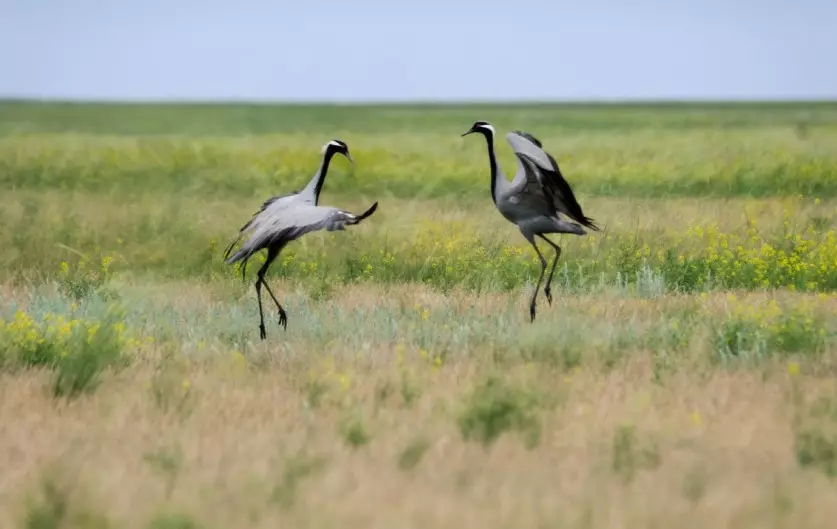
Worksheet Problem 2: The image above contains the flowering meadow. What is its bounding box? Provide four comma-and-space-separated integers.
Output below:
2, 101, 837, 529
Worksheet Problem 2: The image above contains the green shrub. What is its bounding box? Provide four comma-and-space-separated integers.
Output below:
458, 374, 542, 449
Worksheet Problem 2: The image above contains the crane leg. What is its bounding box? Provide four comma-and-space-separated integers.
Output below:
537, 234, 562, 306
260, 280, 287, 331
254, 276, 267, 340
526, 238, 549, 323
256, 246, 288, 334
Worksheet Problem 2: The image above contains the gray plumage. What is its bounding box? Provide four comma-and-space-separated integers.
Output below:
224, 202, 378, 268
223, 140, 376, 340
462, 120, 600, 322
222, 139, 353, 261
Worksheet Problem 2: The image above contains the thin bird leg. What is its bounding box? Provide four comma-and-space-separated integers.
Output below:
527, 239, 549, 323
254, 275, 267, 340
537, 234, 562, 306
257, 246, 287, 331
259, 280, 287, 331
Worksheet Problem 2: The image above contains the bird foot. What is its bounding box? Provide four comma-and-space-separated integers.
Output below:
544, 287, 553, 306
529, 302, 537, 323
259, 323, 267, 340
278, 309, 288, 330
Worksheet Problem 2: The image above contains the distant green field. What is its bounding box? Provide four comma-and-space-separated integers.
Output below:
3, 100, 837, 135
1, 100, 836, 200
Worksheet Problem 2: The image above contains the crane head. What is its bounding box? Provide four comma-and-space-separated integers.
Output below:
322, 139, 354, 165
461, 121, 495, 137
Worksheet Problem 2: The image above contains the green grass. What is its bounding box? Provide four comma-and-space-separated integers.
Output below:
3, 100, 837, 135
2, 192, 836, 295
1, 101, 836, 200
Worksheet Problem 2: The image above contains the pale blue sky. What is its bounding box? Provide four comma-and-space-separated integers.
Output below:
2, 0, 835, 101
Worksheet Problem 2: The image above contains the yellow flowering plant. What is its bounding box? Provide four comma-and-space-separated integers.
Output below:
0, 306, 144, 398
56, 251, 117, 301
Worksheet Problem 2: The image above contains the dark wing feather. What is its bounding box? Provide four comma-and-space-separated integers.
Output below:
544, 154, 598, 228
351, 201, 378, 223
508, 130, 599, 232
318, 202, 379, 232
516, 151, 600, 232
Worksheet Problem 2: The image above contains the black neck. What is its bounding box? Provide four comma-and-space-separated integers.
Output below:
314, 149, 337, 204
482, 132, 498, 203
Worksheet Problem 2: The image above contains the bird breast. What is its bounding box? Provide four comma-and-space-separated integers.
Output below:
497, 192, 549, 223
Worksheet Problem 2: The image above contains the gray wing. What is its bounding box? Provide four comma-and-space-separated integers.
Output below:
225, 202, 378, 266
222, 191, 300, 261
507, 130, 555, 187
506, 131, 599, 231
244, 191, 298, 230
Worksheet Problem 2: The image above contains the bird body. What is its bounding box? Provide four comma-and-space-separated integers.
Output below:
494, 162, 588, 237
223, 140, 377, 340
462, 121, 599, 321
222, 139, 353, 260
224, 201, 378, 268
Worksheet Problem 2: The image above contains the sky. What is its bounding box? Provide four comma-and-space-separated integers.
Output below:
1, 0, 836, 102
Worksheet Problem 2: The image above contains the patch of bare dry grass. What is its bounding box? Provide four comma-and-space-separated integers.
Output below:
2, 280, 837, 528
3, 355, 837, 528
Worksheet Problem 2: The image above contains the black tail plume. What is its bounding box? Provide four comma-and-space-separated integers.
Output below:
352, 201, 378, 223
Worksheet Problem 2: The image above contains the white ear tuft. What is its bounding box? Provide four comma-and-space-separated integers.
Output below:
322, 140, 344, 154
478, 123, 495, 135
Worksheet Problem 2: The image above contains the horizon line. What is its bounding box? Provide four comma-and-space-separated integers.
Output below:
2, 96, 836, 106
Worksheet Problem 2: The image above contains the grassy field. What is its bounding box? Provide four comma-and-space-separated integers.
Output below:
2, 100, 837, 528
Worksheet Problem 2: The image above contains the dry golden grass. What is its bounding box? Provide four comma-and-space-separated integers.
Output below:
3, 282, 837, 528
3, 357, 837, 528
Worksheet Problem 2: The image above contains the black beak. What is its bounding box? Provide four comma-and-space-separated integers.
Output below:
461, 128, 476, 137
344, 151, 355, 165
